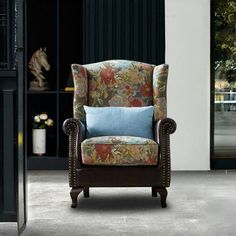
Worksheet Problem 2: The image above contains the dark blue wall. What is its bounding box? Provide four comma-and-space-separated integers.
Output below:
83, 0, 165, 65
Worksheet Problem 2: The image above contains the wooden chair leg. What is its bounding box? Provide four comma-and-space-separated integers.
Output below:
70, 187, 83, 208
153, 187, 168, 208
83, 187, 89, 198
152, 187, 157, 197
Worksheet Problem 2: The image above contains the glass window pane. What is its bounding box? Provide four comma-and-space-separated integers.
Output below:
214, 0, 236, 158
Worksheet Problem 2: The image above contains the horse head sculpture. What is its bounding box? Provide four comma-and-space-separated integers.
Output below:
28, 47, 50, 88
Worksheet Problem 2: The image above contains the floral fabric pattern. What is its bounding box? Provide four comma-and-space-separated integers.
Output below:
153, 64, 168, 121
72, 60, 168, 122
81, 136, 158, 166
71, 64, 88, 121
84, 60, 154, 108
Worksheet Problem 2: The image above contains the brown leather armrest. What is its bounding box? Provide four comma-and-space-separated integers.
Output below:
63, 118, 85, 142
154, 118, 176, 186
154, 117, 176, 143
63, 118, 85, 187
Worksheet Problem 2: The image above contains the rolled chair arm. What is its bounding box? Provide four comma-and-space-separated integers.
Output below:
63, 118, 85, 187
154, 118, 176, 187
63, 118, 85, 138
155, 118, 176, 142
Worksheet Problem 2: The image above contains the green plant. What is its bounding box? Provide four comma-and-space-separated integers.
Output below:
215, 59, 236, 82
214, 0, 236, 87
33, 113, 54, 129
215, 0, 236, 59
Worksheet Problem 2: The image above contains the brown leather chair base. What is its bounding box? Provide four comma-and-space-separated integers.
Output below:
63, 117, 176, 208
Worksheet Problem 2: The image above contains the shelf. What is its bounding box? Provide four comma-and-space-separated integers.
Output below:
27, 90, 57, 94
27, 156, 68, 170
27, 90, 74, 94
27, 94, 57, 158
59, 90, 74, 94
26, 0, 82, 170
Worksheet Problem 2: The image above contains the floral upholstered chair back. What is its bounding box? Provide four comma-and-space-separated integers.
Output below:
71, 60, 168, 122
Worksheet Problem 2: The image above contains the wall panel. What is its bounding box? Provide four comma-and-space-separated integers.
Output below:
83, 0, 165, 65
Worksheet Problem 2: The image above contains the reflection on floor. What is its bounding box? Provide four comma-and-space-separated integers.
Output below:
214, 111, 236, 158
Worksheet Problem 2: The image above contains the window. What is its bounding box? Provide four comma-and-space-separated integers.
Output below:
213, 0, 236, 159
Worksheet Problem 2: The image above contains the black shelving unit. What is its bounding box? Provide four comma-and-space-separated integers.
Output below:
26, 0, 82, 170
25, 0, 165, 170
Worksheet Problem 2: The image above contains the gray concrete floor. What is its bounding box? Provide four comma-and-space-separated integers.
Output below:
1, 170, 236, 236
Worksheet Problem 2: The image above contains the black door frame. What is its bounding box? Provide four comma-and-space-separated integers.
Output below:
16, 0, 27, 234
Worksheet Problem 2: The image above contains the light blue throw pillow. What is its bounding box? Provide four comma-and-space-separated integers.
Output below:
84, 106, 154, 139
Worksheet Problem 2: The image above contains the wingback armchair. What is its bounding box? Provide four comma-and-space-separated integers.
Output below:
63, 60, 176, 208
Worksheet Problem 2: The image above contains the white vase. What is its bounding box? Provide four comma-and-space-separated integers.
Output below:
32, 129, 46, 156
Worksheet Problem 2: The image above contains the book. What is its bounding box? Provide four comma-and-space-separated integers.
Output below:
64, 71, 74, 91
64, 87, 74, 92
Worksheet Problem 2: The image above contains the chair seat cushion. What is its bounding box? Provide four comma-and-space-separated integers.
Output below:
81, 136, 158, 166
